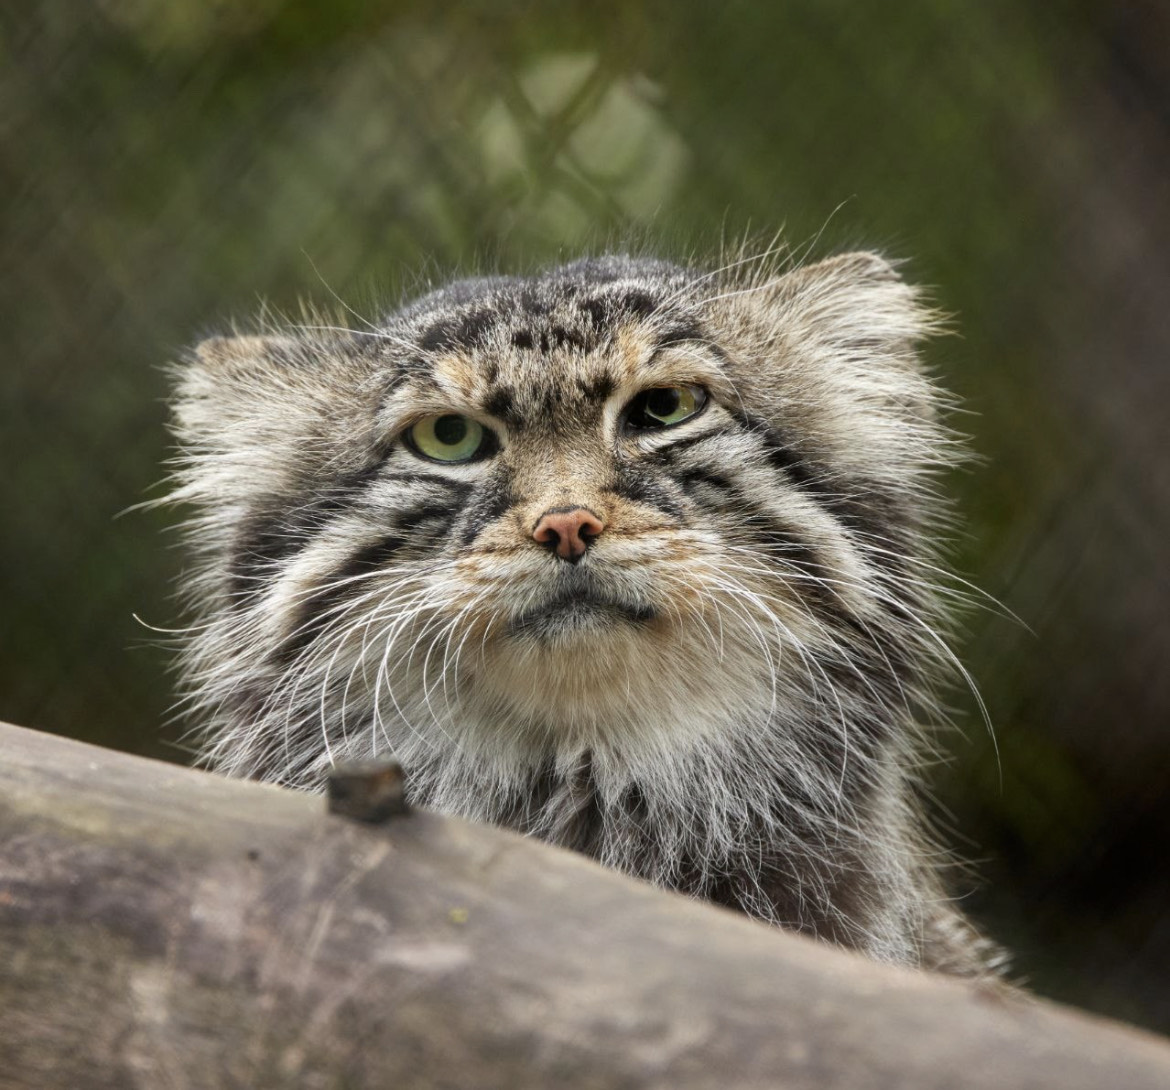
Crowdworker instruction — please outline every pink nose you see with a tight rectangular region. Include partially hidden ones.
[532,506,605,562]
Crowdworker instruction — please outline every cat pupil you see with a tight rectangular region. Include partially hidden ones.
[647,388,680,419]
[435,414,468,446]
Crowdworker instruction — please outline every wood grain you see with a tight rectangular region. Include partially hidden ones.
[2,720,1168,1090]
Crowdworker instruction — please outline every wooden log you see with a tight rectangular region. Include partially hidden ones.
[1,719,1168,1090]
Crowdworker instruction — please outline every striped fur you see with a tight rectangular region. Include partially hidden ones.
[168,250,1004,976]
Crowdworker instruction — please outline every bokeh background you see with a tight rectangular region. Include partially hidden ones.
[3,0,1168,1033]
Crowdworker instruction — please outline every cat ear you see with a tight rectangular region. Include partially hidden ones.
[744,250,940,354]
[171,332,353,503]
[709,250,951,483]
[175,334,309,448]
[799,250,902,284]
[190,334,305,376]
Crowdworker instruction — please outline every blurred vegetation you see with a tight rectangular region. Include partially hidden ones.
[3,0,1168,1033]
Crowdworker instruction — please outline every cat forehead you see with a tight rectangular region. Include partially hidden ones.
[397,324,687,430]
[400,262,699,356]
[384,265,713,418]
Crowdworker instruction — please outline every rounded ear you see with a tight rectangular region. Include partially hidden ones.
[173,334,304,456]
[702,249,954,488]
[793,250,904,285]
[191,334,304,375]
[170,331,368,506]
[715,249,942,358]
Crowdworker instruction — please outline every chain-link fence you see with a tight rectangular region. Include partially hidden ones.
[3,0,1169,1033]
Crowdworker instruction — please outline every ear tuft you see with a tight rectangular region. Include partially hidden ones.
[192,335,282,372]
[805,251,903,284]
[720,248,929,346]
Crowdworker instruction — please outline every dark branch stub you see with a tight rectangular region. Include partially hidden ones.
[327,759,410,823]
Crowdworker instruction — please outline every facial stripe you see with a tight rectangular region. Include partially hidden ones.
[395,501,459,541]
[378,470,475,490]
[668,457,852,617]
[459,473,516,547]
[750,522,844,614]
[728,408,908,556]
[676,465,737,498]
[228,461,386,603]
[272,499,459,666]
[228,465,469,605]
[651,428,731,459]
[611,465,685,520]
[274,533,406,664]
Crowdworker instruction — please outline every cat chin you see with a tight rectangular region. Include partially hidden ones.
[505,595,656,643]
[451,621,787,757]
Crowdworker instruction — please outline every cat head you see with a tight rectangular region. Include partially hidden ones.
[169,251,955,795]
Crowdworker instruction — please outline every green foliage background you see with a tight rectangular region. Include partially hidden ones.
[3,1,1169,1032]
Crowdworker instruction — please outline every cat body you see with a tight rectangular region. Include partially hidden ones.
[170,251,1002,976]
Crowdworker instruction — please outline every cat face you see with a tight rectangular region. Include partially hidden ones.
[166,251,1012,977]
[170,252,951,793]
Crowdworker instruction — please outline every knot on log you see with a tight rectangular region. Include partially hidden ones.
[326,759,410,824]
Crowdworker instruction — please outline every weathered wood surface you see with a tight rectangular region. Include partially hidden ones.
[1,720,1168,1090]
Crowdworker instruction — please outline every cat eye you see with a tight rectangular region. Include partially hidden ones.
[624,385,708,430]
[406,413,496,463]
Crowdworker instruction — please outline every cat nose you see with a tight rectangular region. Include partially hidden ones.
[531,506,605,563]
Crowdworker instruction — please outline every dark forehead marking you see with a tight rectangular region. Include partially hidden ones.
[655,323,706,348]
[576,374,616,401]
[519,288,549,316]
[419,308,497,353]
[537,383,569,416]
[616,289,658,318]
[579,297,608,328]
[577,287,661,327]
[548,324,587,350]
[418,317,458,352]
[651,322,729,366]
[484,384,526,429]
[529,325,592,353]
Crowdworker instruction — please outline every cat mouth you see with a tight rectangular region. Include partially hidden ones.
[507,584,655,641]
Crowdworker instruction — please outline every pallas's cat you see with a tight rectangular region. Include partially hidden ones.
[169,251,1002,976]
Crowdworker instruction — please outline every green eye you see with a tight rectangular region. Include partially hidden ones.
[407,414,493,463]
[625,385,708,430]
